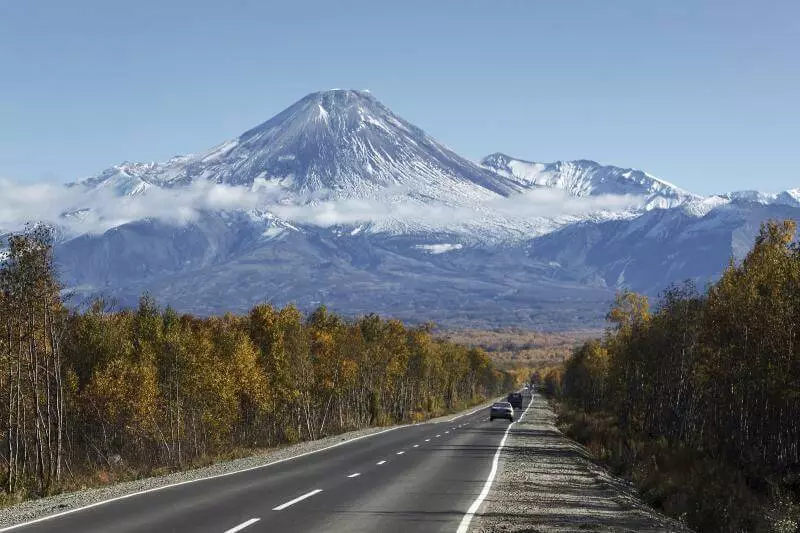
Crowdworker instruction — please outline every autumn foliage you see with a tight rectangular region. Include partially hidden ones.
[0,225,511,499]
[559,220,800,531]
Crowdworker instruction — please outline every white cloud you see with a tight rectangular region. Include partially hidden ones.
[0,179,259,235]
[488,188,643,218]
[0,178,645,238]
[273,188,643,229]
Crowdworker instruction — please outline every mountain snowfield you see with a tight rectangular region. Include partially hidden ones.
[4,89,798,328]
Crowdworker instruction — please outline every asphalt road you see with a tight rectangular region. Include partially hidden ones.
[7,395,531,533]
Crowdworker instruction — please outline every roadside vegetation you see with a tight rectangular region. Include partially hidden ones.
[0,225,514,504]
[544,220,800,532]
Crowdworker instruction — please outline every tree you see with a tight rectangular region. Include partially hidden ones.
[557,220,800,531]
[0,225,67,494]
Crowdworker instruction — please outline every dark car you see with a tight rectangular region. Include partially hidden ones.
[507,392,523,409]
[490,402,514,421]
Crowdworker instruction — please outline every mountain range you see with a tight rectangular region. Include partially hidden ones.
[6,89,798,329]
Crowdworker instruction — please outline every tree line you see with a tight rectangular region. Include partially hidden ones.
[556,220,800,531]
[0,225,513,498]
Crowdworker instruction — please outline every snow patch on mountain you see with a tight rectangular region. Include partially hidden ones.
[680,195,732,217]
[415,243,463,254]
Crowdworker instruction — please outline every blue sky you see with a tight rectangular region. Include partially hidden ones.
[1,0,797,195]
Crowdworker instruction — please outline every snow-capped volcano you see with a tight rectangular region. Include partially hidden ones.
[480,153,698,210]
[79,90,517,202]
[72,90,654,241]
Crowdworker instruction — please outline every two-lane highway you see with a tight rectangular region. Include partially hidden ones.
[5,396,532,533]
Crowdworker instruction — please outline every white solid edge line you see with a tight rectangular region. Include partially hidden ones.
[376,460,386,465]
[0,426,405,532]
[455,398,534,533]
[347,473,360,478]
[272,489,323,511]
[223,517,261,533]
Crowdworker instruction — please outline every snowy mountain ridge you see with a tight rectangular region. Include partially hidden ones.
[722,188,800,207]
[480,152,698,210]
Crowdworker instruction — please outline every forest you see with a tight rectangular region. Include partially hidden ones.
[551,220,800,532]
[0,225,513,501]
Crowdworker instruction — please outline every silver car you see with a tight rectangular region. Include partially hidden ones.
[489,401,514,421]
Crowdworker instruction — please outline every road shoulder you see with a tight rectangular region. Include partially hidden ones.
[470,393,692,533]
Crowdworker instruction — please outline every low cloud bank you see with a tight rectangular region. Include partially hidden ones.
[0,178,644,236]
[0,180,261,234]
[269,188,643,229]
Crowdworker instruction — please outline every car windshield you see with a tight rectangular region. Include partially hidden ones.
[493,403,510,408]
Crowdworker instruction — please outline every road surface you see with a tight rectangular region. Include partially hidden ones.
[5,396,531,533]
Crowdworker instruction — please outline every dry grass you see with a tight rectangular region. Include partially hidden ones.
[435,327,600,371]
[553,399,800,533]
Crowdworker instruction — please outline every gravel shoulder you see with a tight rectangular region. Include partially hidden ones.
[470,393,693,533]
[0,399,496,529]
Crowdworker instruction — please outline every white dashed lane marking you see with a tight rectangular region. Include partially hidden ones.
[223,518,260,533]
[273,489,323,511]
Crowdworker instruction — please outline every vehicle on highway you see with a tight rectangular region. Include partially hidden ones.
[507,392,523,408]
[490,401,514,421]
